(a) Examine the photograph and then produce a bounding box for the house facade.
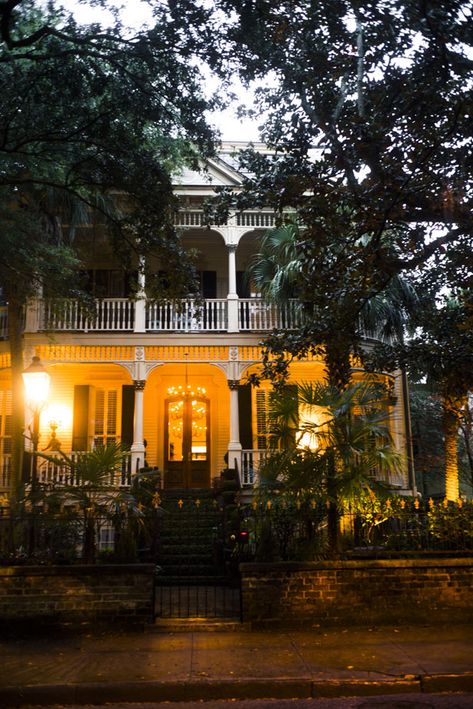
[0,142,415,501]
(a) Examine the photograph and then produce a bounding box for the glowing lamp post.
[22,356,50,412]
[22,356,50,480]
[22,356,50,554]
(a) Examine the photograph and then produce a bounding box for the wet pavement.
[0,622,472,706]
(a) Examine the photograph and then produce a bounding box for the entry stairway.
[156,490,226,580]
[154,488,241,620]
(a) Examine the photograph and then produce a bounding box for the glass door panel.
[167,399,184,462]
[164,395,210,489]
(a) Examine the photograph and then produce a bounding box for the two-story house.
[0,142,415,501]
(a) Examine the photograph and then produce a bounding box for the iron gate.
[153,493,242,620]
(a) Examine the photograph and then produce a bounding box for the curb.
[1,675,472,706]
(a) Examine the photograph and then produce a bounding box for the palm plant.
[259,381,402,554]
[36,442,144,563]
[358,273,418,344]
[246,222,418,388]
[246,221,302,303]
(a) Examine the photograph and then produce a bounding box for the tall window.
[94,389,117,447]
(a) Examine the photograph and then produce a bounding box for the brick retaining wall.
[240,558,473,626]
[0,564,155,624]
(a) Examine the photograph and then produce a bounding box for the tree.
[207,0,472,387]
[0,1,218,490]
[35,442,155,563]
[246,222,419,388]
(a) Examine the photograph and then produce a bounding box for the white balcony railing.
[241,449,272,487]
[6,297,303,334]
[36,451,132,488]
[239,299,303,331]
[146,299,228,332]
[40,299,134,332]
[173,210,277,230]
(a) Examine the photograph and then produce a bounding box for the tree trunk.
[324,337,352,390]
[7,298,26,501]
[326,450,339,555]
[459,402,473,491]
[443,398,462,501]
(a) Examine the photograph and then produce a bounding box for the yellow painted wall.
[39,363,132,451]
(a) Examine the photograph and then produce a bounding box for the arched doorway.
[164,387,210,489]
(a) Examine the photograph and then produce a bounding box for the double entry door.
[164,395,210,489]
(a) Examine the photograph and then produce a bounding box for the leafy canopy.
[206,0,472,384]
[0,0,219,303]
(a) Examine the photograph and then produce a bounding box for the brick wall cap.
[239,558,473,572]
[0,564,156,578]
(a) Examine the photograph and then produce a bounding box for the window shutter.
[238,384,253,449]
[72,385,90,450]
[121,385,135,449]
[95,389,105,440]
[106,390,117,438]
[256,390,268,449]
[94,388,117,447]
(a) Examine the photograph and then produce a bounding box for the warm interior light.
[44,403,73,433]
[167,384,206,397]
[22,356,50,409]
[298,404,330,451]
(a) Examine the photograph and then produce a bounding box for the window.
[81,269,136,298]
[94,389,117,448]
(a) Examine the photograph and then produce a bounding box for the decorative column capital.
[134,380,146,391]
[228,379,240,390]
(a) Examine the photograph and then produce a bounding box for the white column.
[227,244,239,333]
[130,380,146,474]
[134,255,146,333]
[227,379,242,478]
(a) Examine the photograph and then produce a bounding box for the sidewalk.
[0,621,472,706]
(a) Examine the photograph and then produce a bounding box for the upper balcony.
[0,297,304,337]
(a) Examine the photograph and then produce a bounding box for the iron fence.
[236,498,473,561]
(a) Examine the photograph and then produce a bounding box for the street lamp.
[22,356,50,554]
[22,356,50,413]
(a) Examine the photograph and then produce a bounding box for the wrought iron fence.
[235,497,473,561]
[0,508,145,565]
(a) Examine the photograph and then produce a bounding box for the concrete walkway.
[0,622,472,706]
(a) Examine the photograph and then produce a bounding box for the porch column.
[227,379,242,478]
[134,256,146,333]
[227,244,239,333]
[130,379,146,474]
